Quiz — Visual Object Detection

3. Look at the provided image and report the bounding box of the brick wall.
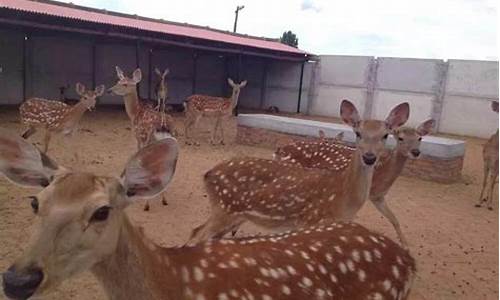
[236,125,463,183]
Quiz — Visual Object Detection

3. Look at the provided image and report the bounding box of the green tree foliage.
[280,30,299,48]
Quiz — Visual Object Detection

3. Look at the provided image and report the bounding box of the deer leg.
[161,193,168,206]
[21,126,36,139]
[476,162,490,207]
[219,118,225,145]
[43,131,51,153]
[211,118,221,145]
[371,196,408,248]
[487,166,498,210]
[184,113,196,145]
[143,200,150,211]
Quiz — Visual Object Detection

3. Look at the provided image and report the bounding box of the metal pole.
[192,51,198,94]
[135,40,140,97]
[148,48,152,101]
[296,61,305,113]
[22,33,28,101]
[233,5,245,33]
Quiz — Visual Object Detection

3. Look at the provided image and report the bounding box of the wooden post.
[192,51,198,94]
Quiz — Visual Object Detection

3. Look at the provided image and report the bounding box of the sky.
[62,0,497,60]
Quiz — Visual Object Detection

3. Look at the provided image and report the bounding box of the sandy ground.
[0,106,497,300]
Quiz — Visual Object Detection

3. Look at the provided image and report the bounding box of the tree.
[280,30,299,48]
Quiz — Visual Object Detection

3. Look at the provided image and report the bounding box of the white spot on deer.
[373,248,382,259]
[383,279,392,291]
[228,260,239,268]
[325,253,333,262]
[262,295,273,300]
[346,259,355,272]
[260,267,270,277]
[195,294,206,300]
[338,262,347,273]
[300,251,310,259]
[396,256,404,265]
[363,250,373,262]
[306,264,315,272]
[351,250,361,262]
[334,246,343,254]
[302,277,313,287]
[181,266,190,283]
[330,274,337,283]
[392,265,400,279]
[193,267,204,282]
[287,265,297,275]
[282,285,291,295]
[217,293,229,300]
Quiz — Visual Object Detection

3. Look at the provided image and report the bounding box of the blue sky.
[63,0,497,60]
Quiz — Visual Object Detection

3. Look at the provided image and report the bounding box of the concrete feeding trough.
[236,114,466,183]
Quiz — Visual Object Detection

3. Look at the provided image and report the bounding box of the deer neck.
[230,90,240,109]
[340,152,375,218]
[60,100,89,129]
[123,89,141,122]
[91,215,182,300]
[370,150,408,198]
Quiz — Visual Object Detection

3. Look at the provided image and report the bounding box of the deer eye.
[383,134,389,140]
[355,131,361,139]
[29,196,39,214]
[90,206,111,222]
[398,137,404,141]
[418,137,422,141]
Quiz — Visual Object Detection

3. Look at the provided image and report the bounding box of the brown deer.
[184,78,247,145]
[154,67,169,110]
[476,101,499,210]
[0,129,416,300]
[109,66,176,211]
[19,83,104,161]
[188,100,410,244]
[275,120,435,248]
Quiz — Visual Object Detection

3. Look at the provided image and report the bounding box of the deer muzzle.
[2,265,44,300]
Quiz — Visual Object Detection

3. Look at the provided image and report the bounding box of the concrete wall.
[307,55,498,138]
[0,30,24,104]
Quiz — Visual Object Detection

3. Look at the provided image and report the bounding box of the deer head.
[0,129,178,299]
[341,100,409,166]
[393,119,435,159]
[75,83,104,111]
[108,67,142,96]
[227,78,247,106]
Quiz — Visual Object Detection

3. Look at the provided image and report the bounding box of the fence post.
[364,57,378,119]
[432,60,449,132]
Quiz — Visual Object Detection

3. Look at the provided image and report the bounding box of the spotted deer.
[184,78,247,145]
[19,83,104,161]
[109,66,175,211]
[188,100,410,244]
[275,120,435,248]
[154,67,169,110]
[476,101,499,210]
[0,129,416,300]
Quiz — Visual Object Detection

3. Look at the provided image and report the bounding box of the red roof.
[1,0,306,56]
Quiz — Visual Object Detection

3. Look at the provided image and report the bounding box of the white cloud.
[64,0,497,60]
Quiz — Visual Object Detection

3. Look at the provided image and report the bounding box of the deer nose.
[362,152,377,165]
[2,265,44,300]
[410,149,421,157]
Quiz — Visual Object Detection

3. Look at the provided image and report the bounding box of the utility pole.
[233,5,245,33]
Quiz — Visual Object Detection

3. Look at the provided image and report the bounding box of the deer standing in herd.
[154,67,170,110]
[109,66,175,210]
[275,119,435,247]
[0,129,416,300]
[184,78,247,145]
[188,100,410,245]
[19,82,105,162]
[476,101,499,210]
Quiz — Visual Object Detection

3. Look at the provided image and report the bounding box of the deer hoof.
[144,204,150,211]
[162,199,168,206]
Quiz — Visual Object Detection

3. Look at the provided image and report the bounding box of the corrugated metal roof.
[1,0,306,55]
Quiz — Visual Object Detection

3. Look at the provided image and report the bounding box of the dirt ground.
[0,106,497,300]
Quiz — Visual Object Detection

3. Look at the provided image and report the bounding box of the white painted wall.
[306,55,498,138]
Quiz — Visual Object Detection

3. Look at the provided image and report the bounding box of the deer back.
[205,157,352,226]
[174,222,416,299]
[19,98,70,129]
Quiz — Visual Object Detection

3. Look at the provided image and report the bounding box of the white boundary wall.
[306,56,498,138]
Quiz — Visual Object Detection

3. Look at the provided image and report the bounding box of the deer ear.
[385,102,410,130]
[75,82,86,96]
[163,69,170,77]
[318,130,325,139]
[132,68,142,83]
[0,129,59,187]
[227,78,236,88]
[340,99,360,128]
[239,80,247,88]
[94,85,105,97]
[121,138,178,199]
[115,66,125,80]
[416,119,435,136]
[335,132,344,141]
[492,101,499,113]
[154,68,162,76]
